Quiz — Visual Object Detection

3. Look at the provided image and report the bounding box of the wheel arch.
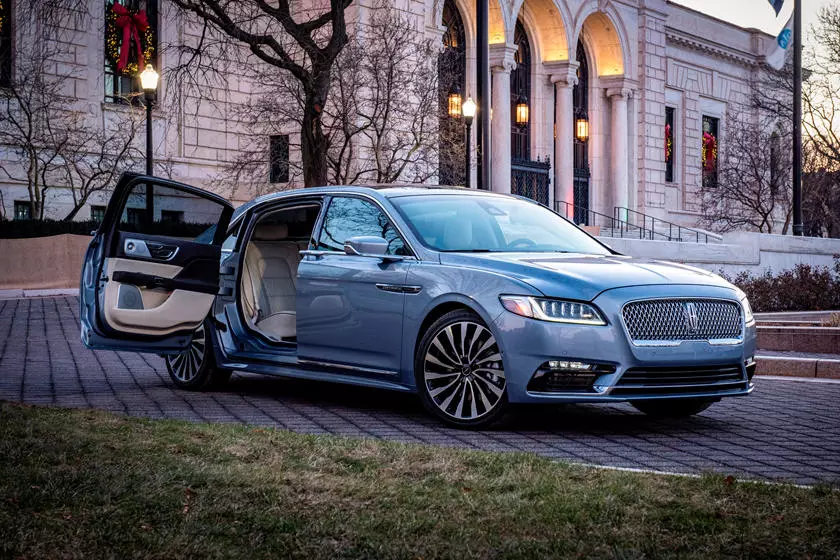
[406,294,501,387]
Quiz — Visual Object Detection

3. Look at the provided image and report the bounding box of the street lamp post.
[140,64,159,176]
[462,97,477,188]
[139,64,159,225]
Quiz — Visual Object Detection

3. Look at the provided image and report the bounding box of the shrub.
[720,257,840,312]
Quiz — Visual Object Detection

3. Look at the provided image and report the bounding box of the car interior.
[239,204,321,343]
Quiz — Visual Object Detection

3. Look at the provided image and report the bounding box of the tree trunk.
[301,103,328,188]
[63,203,84,221]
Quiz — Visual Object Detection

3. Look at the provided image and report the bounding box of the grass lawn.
[1,403,838,559]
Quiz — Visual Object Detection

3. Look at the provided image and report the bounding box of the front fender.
[400,261,541,389]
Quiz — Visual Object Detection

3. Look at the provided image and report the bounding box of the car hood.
[439,252,734,301]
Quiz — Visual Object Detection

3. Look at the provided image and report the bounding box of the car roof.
[230,184,518,224]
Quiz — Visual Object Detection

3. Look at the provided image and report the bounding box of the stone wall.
[601,232,840,276]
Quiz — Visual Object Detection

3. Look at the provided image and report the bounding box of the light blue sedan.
[81,173,756,428]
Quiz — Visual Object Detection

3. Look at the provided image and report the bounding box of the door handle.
[112,271,218,295]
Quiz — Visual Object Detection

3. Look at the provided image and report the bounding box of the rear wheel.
[415,310,508,429]
[165,320,232,390]
[631,398,715,418]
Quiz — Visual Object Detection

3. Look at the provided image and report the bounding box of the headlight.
[740,296,754,324]
[500,296,606,325]
[735,289,754,324]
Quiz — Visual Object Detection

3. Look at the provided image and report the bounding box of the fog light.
[745,356,756,381]
[527,361,616,393]
[548,360,593,371]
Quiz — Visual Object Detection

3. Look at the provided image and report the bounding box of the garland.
[664,123,673,162]
[702,131,717,172]
[105,2,155,75]
[0,1,5,34]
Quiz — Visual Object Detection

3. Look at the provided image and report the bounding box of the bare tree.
[166,0,353,188]
[58,111,146,221]
[0,0,144,220]
[802,142,840,237]
[216,2,446,192]
[700,108,792,234]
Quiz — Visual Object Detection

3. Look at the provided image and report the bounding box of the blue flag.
[766,13,793,70]
[768,0,785,15]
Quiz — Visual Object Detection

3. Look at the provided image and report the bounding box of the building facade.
[0,0,777,231]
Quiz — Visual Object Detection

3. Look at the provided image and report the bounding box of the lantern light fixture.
[140,63,159,92]
[448,84,463,119]
[514,94,529,127]
[462,96,477,122]
[575,116,590,142]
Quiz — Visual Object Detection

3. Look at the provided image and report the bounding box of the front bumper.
[493,284,757,404]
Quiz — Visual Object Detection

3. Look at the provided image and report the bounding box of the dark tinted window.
[269,135,290,183]
[118,183,225,243]
[0,0,12,87]
[316,197,406,255]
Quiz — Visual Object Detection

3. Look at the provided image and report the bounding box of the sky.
[673,0,827,46]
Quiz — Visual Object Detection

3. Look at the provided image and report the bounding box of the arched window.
[573,41,591,223]
[438,0,466,185]
[511,20,531,161]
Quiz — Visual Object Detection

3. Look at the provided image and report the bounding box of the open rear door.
[80,173,233,354]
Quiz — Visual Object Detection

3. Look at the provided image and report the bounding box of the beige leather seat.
[241,223,301,341]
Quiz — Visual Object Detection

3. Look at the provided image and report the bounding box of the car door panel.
[295,195,414,375]
[80,173,232,354]
[297,255,410,373]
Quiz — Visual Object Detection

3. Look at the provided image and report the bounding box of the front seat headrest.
[252,223,289,241]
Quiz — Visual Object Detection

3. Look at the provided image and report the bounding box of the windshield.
[390,194,610,254]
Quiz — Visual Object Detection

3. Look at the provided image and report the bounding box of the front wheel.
[631,398,715,418]
[415,310,509,429]
[165,319,232,391]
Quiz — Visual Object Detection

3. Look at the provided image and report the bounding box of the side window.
[118,183,226,244]
[316,197,407,256]
[0,0,12,87]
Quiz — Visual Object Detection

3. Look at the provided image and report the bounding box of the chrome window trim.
[619,296,745,348]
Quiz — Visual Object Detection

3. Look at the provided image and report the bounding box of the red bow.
[113,2,149,72]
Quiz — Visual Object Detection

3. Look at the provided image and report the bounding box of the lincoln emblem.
[683,302,700,334]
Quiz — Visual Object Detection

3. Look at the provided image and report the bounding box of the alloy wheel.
[423,321,506,421]
[166,323,206,383]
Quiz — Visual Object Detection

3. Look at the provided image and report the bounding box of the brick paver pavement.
[1,296,839,486]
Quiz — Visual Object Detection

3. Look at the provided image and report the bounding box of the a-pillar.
[607,86,632,219]
[545,62,579,212]
[489,44,517,193]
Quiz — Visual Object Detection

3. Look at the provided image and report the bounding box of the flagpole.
[792,0,803,236]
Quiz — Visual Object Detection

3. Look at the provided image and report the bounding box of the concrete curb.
[756,354,840,380]
[0,288,80,300]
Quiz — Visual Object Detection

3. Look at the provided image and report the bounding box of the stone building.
[0,0,778,231]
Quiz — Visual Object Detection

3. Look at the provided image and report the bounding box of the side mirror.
[344,236,389,257]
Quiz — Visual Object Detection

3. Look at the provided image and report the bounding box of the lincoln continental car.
[81,174,757,428]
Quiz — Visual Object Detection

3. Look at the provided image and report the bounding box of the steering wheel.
[507,238,537,250]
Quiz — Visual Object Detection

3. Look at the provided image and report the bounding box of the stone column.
[547,64,578,211]
[489,44,517,194]
[607,87,631,218]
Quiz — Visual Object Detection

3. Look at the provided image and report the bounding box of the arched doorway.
[573,41,590,224]
[438,0,467,186]
[510,20,531,162]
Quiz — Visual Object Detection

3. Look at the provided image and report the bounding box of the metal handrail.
[614,207,712,243]
[555,201,674,241]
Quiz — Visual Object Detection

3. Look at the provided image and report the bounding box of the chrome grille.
[622,299,742,344]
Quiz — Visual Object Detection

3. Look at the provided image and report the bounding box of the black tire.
[415,309,509,429]
[164,319,232,391]
[630,398,715,418]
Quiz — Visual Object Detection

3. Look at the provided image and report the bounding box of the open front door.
[80,173,233,354]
